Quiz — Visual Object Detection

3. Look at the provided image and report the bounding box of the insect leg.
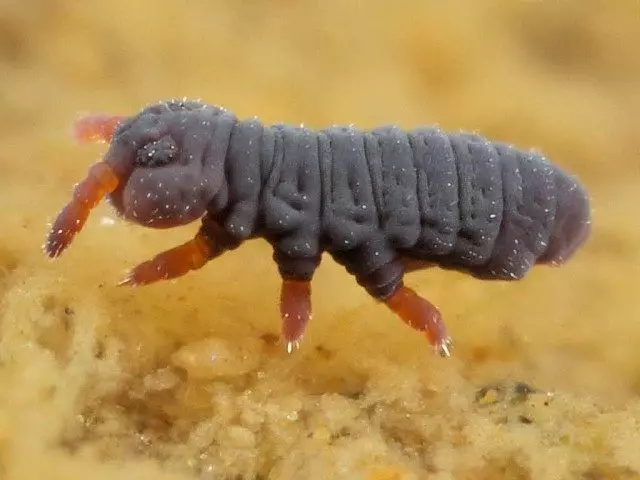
[274,251,322,354]
[383,281,452,358]
[118,214,239,286]
[334,244,452,357]
[280,279,311,354]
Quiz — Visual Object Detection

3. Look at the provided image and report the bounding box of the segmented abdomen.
[312,124,560,280]
[218,117,564,282]
[386,127,559,280]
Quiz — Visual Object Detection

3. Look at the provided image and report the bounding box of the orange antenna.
[73,114,127,143]
[44,161,121,258]
[45,114,128,258]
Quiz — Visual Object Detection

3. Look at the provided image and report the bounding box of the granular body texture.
[44,99,591,358]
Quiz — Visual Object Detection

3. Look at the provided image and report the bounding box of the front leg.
[119,214,239,286]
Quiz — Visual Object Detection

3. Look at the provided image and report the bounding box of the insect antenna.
[73,113,127,144]
[44,114,128,258]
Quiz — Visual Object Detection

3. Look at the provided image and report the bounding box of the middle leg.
[273,249,322,354]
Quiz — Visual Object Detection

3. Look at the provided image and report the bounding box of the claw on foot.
[280,279,311,353]
[384,284,453,358]
[73,114,127,144]
[44,162,120,258]
[286,340,300,354]
[118,232,212,286]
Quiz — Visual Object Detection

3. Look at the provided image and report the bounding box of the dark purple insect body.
[45,99,592,357]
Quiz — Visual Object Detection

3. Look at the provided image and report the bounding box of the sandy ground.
[1,1,640,478]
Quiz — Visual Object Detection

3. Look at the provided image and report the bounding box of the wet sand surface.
[1,1,640,478]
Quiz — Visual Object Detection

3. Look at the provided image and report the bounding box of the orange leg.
[385,283,452,357]
[280,279,312,353]
[117,216,238,286]
[44,162,121,258]
[331,247,451,357]
[73,114,127,143]
[118,230,217,286]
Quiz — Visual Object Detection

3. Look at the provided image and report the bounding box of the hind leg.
[383,279,452,357]
[332,242,452,357]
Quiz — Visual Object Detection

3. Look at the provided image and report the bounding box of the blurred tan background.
[1,1,640,479]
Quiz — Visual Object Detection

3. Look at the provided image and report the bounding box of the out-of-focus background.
[1,1,639,479]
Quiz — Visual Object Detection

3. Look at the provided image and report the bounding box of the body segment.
[45,99,591,357]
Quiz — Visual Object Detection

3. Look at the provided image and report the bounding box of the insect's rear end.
[534,164,591,267]
[394,130,592,281]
